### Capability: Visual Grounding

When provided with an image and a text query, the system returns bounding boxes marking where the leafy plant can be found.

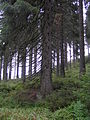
[45,89,77,111]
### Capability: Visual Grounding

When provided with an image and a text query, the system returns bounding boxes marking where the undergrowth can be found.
[0,63,90,119]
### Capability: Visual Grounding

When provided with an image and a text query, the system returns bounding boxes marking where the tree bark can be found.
[52,50,55,70]
[9,57,12,79]
[0,54,3,80]
[40,0,53,97]
[79,0,86,75]
[29,47,32,80]
[14,53,16,79]
[56,45,60,76]
[88,44,90,56]
[21,49,26,83]
[69,43,72,69]
[3,50,8,80]
[34,46,37,75]
[64,42,68,70]
[73,41,76,66]
[76,42,79,60]
[17,51,19,79]
[60,13,65,77]
[53,50,55,69]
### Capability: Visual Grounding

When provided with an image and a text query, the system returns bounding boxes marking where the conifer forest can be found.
[0,0,90,119]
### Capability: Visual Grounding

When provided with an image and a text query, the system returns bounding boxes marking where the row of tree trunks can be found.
[0,46,34,81]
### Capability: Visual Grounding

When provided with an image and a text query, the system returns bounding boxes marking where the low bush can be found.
[52,101,90,120]
[0,107,52,120]
[45,89,77,111]
[85,55,90,64]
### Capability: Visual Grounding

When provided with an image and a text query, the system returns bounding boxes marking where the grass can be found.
[0,107,52,120]
[0,62,90,119]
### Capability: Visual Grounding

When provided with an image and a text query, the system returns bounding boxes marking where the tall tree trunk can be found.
[3,50,8,80]
[76,42,79,61]
[9,57,12,79]
[22,49,26,83]
[79,0,86,75]
[14,53,16,79]
[17,51,19,79]
[53,50,56,69]
[55,1,65,77]
[64,42,68,70]
[69,43,72,69]
[52,50,55,69]
[29,47,32,80]
[40,0,53,96]
[88,44,90,56]
[73,41,76,66]
[60,13,65,77]
[0,54,3,80]
[34,46,37,75]
[56,45,60,76]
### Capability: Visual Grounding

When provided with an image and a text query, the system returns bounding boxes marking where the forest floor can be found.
[0,62,90,120]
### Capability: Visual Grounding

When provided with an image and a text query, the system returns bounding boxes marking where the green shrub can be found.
[68,101,90,120]
[53,81,64,90]
[78,84,90,112]
[74,74,90,113]
[45,89,77,111]
[21,77,40,90]
[0,107,52,120]
[85,55,90,64]
[0,84,12,93]
[52,101,90,120]
[53,108,73,120]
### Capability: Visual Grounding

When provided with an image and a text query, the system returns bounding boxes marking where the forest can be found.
[0,0,90,119]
